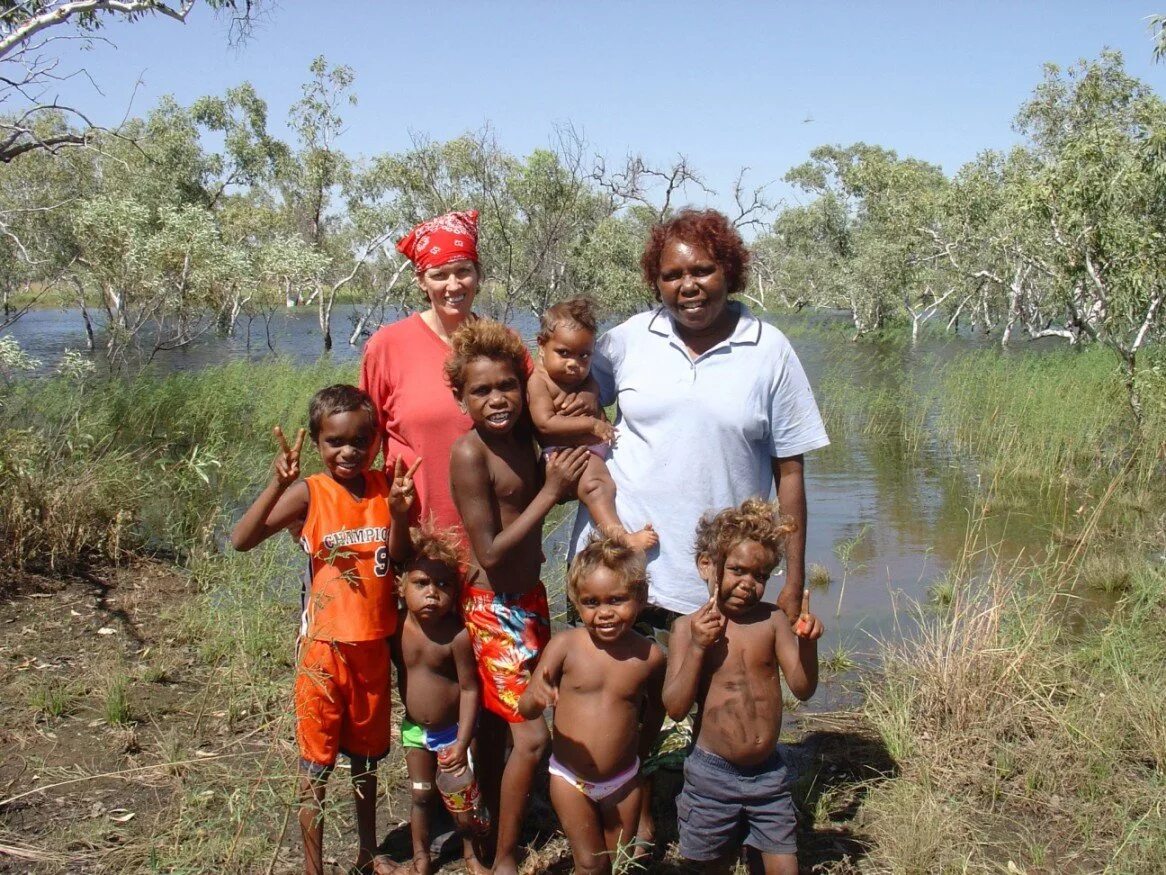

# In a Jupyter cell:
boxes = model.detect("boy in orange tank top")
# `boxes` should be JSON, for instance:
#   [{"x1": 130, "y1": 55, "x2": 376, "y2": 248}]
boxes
[{"x1": 231, "y1": 384, "x2": 419, "y2": 875}]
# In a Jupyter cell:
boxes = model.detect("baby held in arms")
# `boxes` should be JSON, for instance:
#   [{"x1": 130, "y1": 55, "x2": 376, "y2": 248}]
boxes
[{"x1": 527, "y1": 298, "x2": 659, "y2": 553}]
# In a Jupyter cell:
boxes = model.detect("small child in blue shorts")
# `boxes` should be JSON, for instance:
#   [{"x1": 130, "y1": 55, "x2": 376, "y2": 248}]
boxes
[
  {"x1": 387, "y1": 521, "x2": 486, "y2": 875},
  {"x1": 661, "y1": 498, "x2": 824, "y2": 874}
]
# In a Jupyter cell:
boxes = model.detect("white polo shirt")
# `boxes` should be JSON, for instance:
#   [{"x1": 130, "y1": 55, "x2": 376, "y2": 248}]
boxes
[{"x1": 569, "y1": 303, "x2": 829, "y2": 614}]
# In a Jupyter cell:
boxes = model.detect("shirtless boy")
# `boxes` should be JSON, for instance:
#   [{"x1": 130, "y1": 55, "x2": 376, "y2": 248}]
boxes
[
  {"x1": 446, "y1": 319, "x2": 590, "y2": 875},
  {"x1": 518, "y1": 538, "x2": 665, "y2": 874},
  {"x1": 527, "y1": 298, "x2": 657, "y2": 552},
  {"x1": 385, "y1": 521, "x2": 486, "y2": 875},
  {"x1": 662, "y1": 499, "x2": 824, "y2": 875}
]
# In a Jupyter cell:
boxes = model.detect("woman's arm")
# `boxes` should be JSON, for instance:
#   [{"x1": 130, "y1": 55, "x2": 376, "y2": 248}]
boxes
[{"x1": 772, "y1": 454, "x2": 807, "y2": 622}]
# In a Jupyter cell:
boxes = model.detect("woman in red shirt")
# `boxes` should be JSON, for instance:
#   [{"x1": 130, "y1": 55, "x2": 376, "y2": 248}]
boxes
[{"x1": 360, "y1": 210, "x2": 488, "y2": 534}]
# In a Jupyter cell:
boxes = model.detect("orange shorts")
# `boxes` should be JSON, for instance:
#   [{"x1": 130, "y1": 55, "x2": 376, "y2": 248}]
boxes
[
  {"x1": 294, "y1": 637, "x2": 392, "y2": 772},
  {"x1": 462, "y1": 583, "x2": 551, "y2": 723}
]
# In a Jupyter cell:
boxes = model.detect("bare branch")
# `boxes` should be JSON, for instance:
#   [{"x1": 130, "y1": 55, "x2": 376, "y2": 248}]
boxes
[{"x1": 0, "y1": 1, "x2": 197, "y2": 61}]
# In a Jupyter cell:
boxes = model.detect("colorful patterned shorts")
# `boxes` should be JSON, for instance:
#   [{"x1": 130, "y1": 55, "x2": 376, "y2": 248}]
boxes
[{"x1": 462, "y1": 583, "x2": 551, "y2": 723}]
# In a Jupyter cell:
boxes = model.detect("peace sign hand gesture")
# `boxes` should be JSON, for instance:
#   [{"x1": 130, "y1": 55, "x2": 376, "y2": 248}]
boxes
[
  {"x1": 272, "y1": 426, "x2": 305, "y2": 489},
  {"x1": 389, "y1": 456, "x2": 423, "y2": 517}
]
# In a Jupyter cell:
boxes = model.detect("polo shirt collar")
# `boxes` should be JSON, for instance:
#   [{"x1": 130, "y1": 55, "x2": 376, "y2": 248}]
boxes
[{"x1": 646, "y1": 301, "x2": 762, "y2": 350}]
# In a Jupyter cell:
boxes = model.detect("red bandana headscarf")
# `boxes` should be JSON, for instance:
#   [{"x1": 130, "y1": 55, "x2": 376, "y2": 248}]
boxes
[{"x1": 396, "y1": 210, "x2": 480, "y2": 273}]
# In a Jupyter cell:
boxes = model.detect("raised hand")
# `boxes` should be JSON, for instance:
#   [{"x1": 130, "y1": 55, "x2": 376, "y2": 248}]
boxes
[
  {"x1": 544, "y1": 445, "x2": 590, "y2": 499},
  {"x1": 794, "y1": 589, "x2": 824, "y2": 640},
  {"x1": 690, "y1": 596, "x2": 726, "y2": 650},
  {"x1": 389, "y1": 455, "x2": 423, "y2": 517},
  {"x1": 272, "y1": 425, "x2": 305, "y2": 488}
]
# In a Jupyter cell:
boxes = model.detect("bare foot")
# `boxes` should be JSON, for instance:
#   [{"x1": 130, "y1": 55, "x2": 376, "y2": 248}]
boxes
[
  {"x1": 371, "y1": 857, "x2": 407, "y2": 875},
  {"x1": 464, "y1": 855, "x2": 492, "y2": 875},
  {"x1": 622, "y1": 524, "x2": 658, "y2": 553},
  {"x1": 410, "y1": 853, "x2": 432, "y2": 875},
  {"x1": 492, "y1": 855, "x2": 519, "y2": 875}
]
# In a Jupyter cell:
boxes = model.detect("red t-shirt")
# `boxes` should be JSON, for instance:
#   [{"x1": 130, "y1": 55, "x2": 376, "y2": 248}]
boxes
[{"x1": 360, "y1": 313, "x2": 532, "y2": 535}]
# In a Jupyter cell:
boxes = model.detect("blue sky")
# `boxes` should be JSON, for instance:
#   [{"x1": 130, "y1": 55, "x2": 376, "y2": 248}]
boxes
[{"x1": 36, "y1": 1, "x2": 1166, "y2": 214}]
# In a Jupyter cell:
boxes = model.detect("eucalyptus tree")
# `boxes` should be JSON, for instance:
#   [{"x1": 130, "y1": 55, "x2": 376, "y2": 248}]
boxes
[
  {"x1": 65, "y1": 89, "x2": 278, "y2": 364},
  {"x1": 0, "y1": 0, "x2": 263, "y2": 164},
  {"x1": 0, "y1": 111, "x2": 91, "y2": 326},
  {"x1": 364, "y1": 127, "x2": 619, "y2": 324},
  {"x1": 1015, "y1": 51, "x2": 1166, "y2": 421},
  {"x1": 781, "y1": 143, "x2": 949, "y2": 337},
  {"x1": 752, "y1": 195, "x2": 850, "y2": 314}
]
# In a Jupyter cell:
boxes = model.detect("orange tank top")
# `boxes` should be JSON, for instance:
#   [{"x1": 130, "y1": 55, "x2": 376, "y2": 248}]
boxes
[{"x1": 300, "y1": 470, "x2": 397, "y2": 642}]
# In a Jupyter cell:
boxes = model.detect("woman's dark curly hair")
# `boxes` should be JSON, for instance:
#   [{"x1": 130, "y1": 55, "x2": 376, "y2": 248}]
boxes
[{"x1": 641, "y1": 209, "x2": 751, "y2": 296}]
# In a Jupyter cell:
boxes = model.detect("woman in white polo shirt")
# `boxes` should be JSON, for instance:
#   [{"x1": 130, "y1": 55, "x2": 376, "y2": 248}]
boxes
[
  {"x1": 570, "y1": 208, "x2": 829, "y2": 622},
  {"x1": 568, "y1": 209, "x2": 829, "y2": 851}
]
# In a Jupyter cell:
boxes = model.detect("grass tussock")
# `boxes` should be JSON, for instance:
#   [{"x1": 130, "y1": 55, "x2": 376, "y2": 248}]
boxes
[
  {"x1": 859, "y1": 537, "x2": 1166, "y2": 873},
  {"x1": 0, "y1": 358, "x2": 355, "y2": 573}
]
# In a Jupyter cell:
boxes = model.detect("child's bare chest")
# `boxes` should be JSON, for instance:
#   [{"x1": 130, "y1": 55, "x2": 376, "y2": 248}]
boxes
[
  {"x1": 402, "y1": 628, "x2": 457, "y2": 679},
  {"x1": 563, "y1": 651, "x2": 648, "y2": 702},
  {"x1": 487, "y1": 450, "x2": 537, "y2": 509},
  {"x1": 705, "y1": 627, "x2": 779, "y2": 693}
]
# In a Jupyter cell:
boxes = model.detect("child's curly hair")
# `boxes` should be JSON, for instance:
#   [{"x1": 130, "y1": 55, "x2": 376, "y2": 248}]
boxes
[
  {"x1": 537, "y1": 297, "x2": 599, "y2": 345},
  {"x1": 400, "y1": 521, "x2": 463, "y2": 579},
  {"x1": 641, "y1": 209, "x2": 751, "y2": 296},
  {"x1": 694, "y1": 498, "x2": 797, "y2": 572},
  {"x1": 443, "y1": 319, "x2": 529, "y2": 395},
  {"x1": 566, "y1": 537, "x2": 649, "y2": 605}
]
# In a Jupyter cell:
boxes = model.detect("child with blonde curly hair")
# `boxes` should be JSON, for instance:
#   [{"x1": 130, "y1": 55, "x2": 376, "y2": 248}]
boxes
[
  {"x1": 518, "y1": 538, "x2": 665, "y2": 873},
  {"x1": 662, "y1": 498, "x2": 824, "y2": 874}
]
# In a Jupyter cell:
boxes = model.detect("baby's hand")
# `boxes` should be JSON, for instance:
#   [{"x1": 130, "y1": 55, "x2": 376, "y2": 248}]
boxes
[
  {"x1": 438, "y1": 742, "x2": 469, "y2": 775},
  {"x1": 389, "y1": 456, "x2": 423, "y2": 517},
  {"x1": 592, "y1": 419, "x2": 616, "y2": 443},
  {"x1": 794, "y1": 590, "x2": 825, "y2": 640},
  {"x1": 272, "y1": 426, "x2": 305, "y2": 488},
  {"x1": 690, "y1": 596, "x2": 726, "y2": 650}
]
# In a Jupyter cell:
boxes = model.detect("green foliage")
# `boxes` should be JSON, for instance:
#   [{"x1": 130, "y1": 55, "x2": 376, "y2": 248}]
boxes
[
  {"x1": 757, "y1": 51, "x2": 1166, "y2": 405},
  {"x1": 0, "y1": 357, "x2": 353, "y2": 572}
]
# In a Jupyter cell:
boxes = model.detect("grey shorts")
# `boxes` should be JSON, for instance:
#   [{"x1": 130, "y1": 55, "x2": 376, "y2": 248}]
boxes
[{"x1": 677, "y1": 745, "x2": 797, "y2": 861}]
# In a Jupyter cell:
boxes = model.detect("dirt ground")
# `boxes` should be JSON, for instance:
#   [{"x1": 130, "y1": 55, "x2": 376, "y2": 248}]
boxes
[{"x1": 0, "y1": 564, "x2": 885, "y2": 874}]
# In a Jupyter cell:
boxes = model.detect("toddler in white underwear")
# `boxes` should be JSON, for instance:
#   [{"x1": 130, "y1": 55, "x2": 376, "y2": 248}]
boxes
[{"x1": 518, "y1": 538, "x2": 665, "y2": 872}]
